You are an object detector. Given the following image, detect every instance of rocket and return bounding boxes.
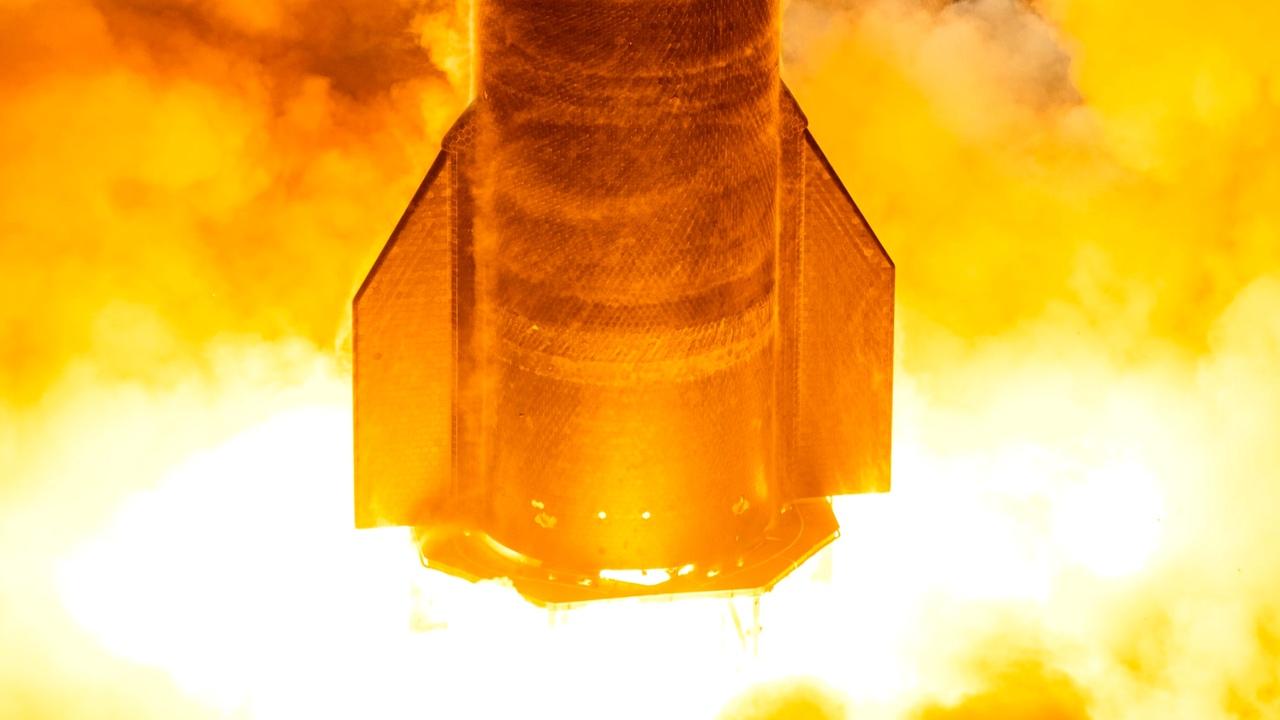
[353,0,893,605]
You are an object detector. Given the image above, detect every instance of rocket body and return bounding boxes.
[477,0,781,569]
[354,0,894,603]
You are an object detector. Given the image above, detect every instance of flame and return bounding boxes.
[3,0,1280,718]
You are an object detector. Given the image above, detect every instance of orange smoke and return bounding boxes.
[3,0,1280,719]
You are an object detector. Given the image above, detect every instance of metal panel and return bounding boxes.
[791,131,895,498]
[353,150,456,528]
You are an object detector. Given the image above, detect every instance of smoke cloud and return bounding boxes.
[0,0,467,405]
[775,0,1280,717]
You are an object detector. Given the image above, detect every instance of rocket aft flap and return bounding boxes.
[353,0,893,604]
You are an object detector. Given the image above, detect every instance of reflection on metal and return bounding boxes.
[354,0,894,606]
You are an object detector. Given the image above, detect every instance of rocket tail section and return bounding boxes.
[353,93,894,530]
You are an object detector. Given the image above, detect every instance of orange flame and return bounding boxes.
[3,0,1280,718]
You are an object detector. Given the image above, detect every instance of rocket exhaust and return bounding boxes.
[353,0,894,604]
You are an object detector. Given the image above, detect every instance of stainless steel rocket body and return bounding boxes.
[473,0,782,569]
[353,0,894,604]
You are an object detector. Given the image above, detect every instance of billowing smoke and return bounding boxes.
[0,0,467,405]
[1,0,465,715]
[3,0,1280,718]
[774,0,1280,717]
